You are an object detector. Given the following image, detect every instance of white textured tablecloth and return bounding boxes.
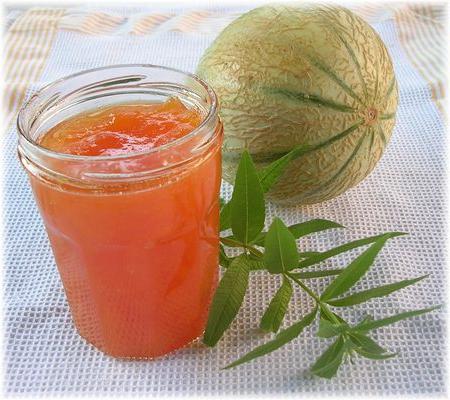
[4,2,447,396]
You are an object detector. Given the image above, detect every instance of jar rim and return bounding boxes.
[17,63,219,162]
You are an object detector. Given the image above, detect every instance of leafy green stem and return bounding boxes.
[285,271,341,325]
[203,146,439,379]
[220,237,264,258]
[285,271,320,302]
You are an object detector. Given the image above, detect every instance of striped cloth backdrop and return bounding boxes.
[4,3,446,130]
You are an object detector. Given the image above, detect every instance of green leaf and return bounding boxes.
[246,258,266,271]
[260,276,293,333]
[235,257,262,270]
[289,269,344,280]
[348,332,386,354]
[220,202,232,231]
[311,337,346,379]
[219,244,230,268]
[253,219,343,246]
[353,306,441,333]
[318,310,349,327]
[258,145,309,193]
[219,197,226,208]
[203,255,251,347]
[264,218,299,274]
[358,315,374,325]
[317,319,345,338]
[220,236,244,248]
[348,332,397,360]
[289,219,344,238]
[325,275,428,307]
[219,251,264,270]
[296,232,406,270]
[354,348,397,360]
[299,251,321,258]
[320,235,396,301]
[230,150,265,244]
[224,307,317,369]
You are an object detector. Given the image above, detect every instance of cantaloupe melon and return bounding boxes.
[197,4,398,205]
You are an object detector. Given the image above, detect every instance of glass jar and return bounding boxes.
[17,65,223,359]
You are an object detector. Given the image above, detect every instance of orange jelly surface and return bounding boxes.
[40,98,203,156]
[31,98,221,358]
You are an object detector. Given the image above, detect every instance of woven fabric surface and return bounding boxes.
[3,2,447,396]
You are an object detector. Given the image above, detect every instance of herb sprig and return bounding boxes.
[205,147,440,378]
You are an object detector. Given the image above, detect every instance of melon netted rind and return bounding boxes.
[197,4,398,205]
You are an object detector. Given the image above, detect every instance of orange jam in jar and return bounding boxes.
[39,98,204,156]
[17,66,223,358]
